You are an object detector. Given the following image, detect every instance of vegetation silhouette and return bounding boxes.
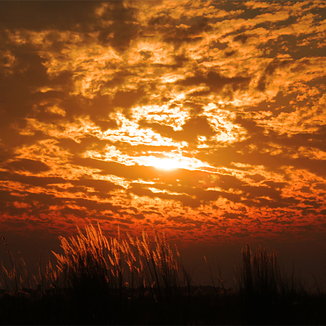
[0,223,326,325]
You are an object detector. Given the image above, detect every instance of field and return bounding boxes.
[1,223,326,325]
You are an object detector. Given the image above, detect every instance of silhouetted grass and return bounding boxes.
[1,223,326,325]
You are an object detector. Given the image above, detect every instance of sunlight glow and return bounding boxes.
[138,153,213,171]
[146,157,183,170]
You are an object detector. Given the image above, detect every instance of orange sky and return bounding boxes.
[0,1,326,273]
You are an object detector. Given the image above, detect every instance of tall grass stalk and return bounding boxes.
[237,245,280,296]
[0,237,38,292]
[1,228,326,325]
[51,223,183,298]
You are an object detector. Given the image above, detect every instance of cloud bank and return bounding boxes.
[0,1,325,246]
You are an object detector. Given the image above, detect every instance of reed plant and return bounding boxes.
[235,245,282,324]
[0,236,37,292]
[51,223,185,298]
[234,244,316,324]
[237,244,280,296]
[49,223,192,323]
[2,226,326,324]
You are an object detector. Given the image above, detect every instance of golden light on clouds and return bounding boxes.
[138,153,212,171]
[0,0,325,253]
[143,157,184,171]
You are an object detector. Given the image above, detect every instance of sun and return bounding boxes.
[136,153,212,171]
[147,157,182,170]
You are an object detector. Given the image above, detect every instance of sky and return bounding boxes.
[0,0,326,282]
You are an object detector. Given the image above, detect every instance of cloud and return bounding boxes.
[0,0,325,247]
[6,159,50,174]
[0,2,99,31]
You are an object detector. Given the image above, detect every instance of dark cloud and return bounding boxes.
[257,58,293,92]
[0,171,64,187]
[233,33,251,44]
[111,88,146,117]
[0,1,99,31]
[6,159,50,174]
[97,1,139,52]
[139,116,215,144]
[178,71,251,93]
[177,116,216,142]
[0,45,48,124]
[72,177,123,197]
